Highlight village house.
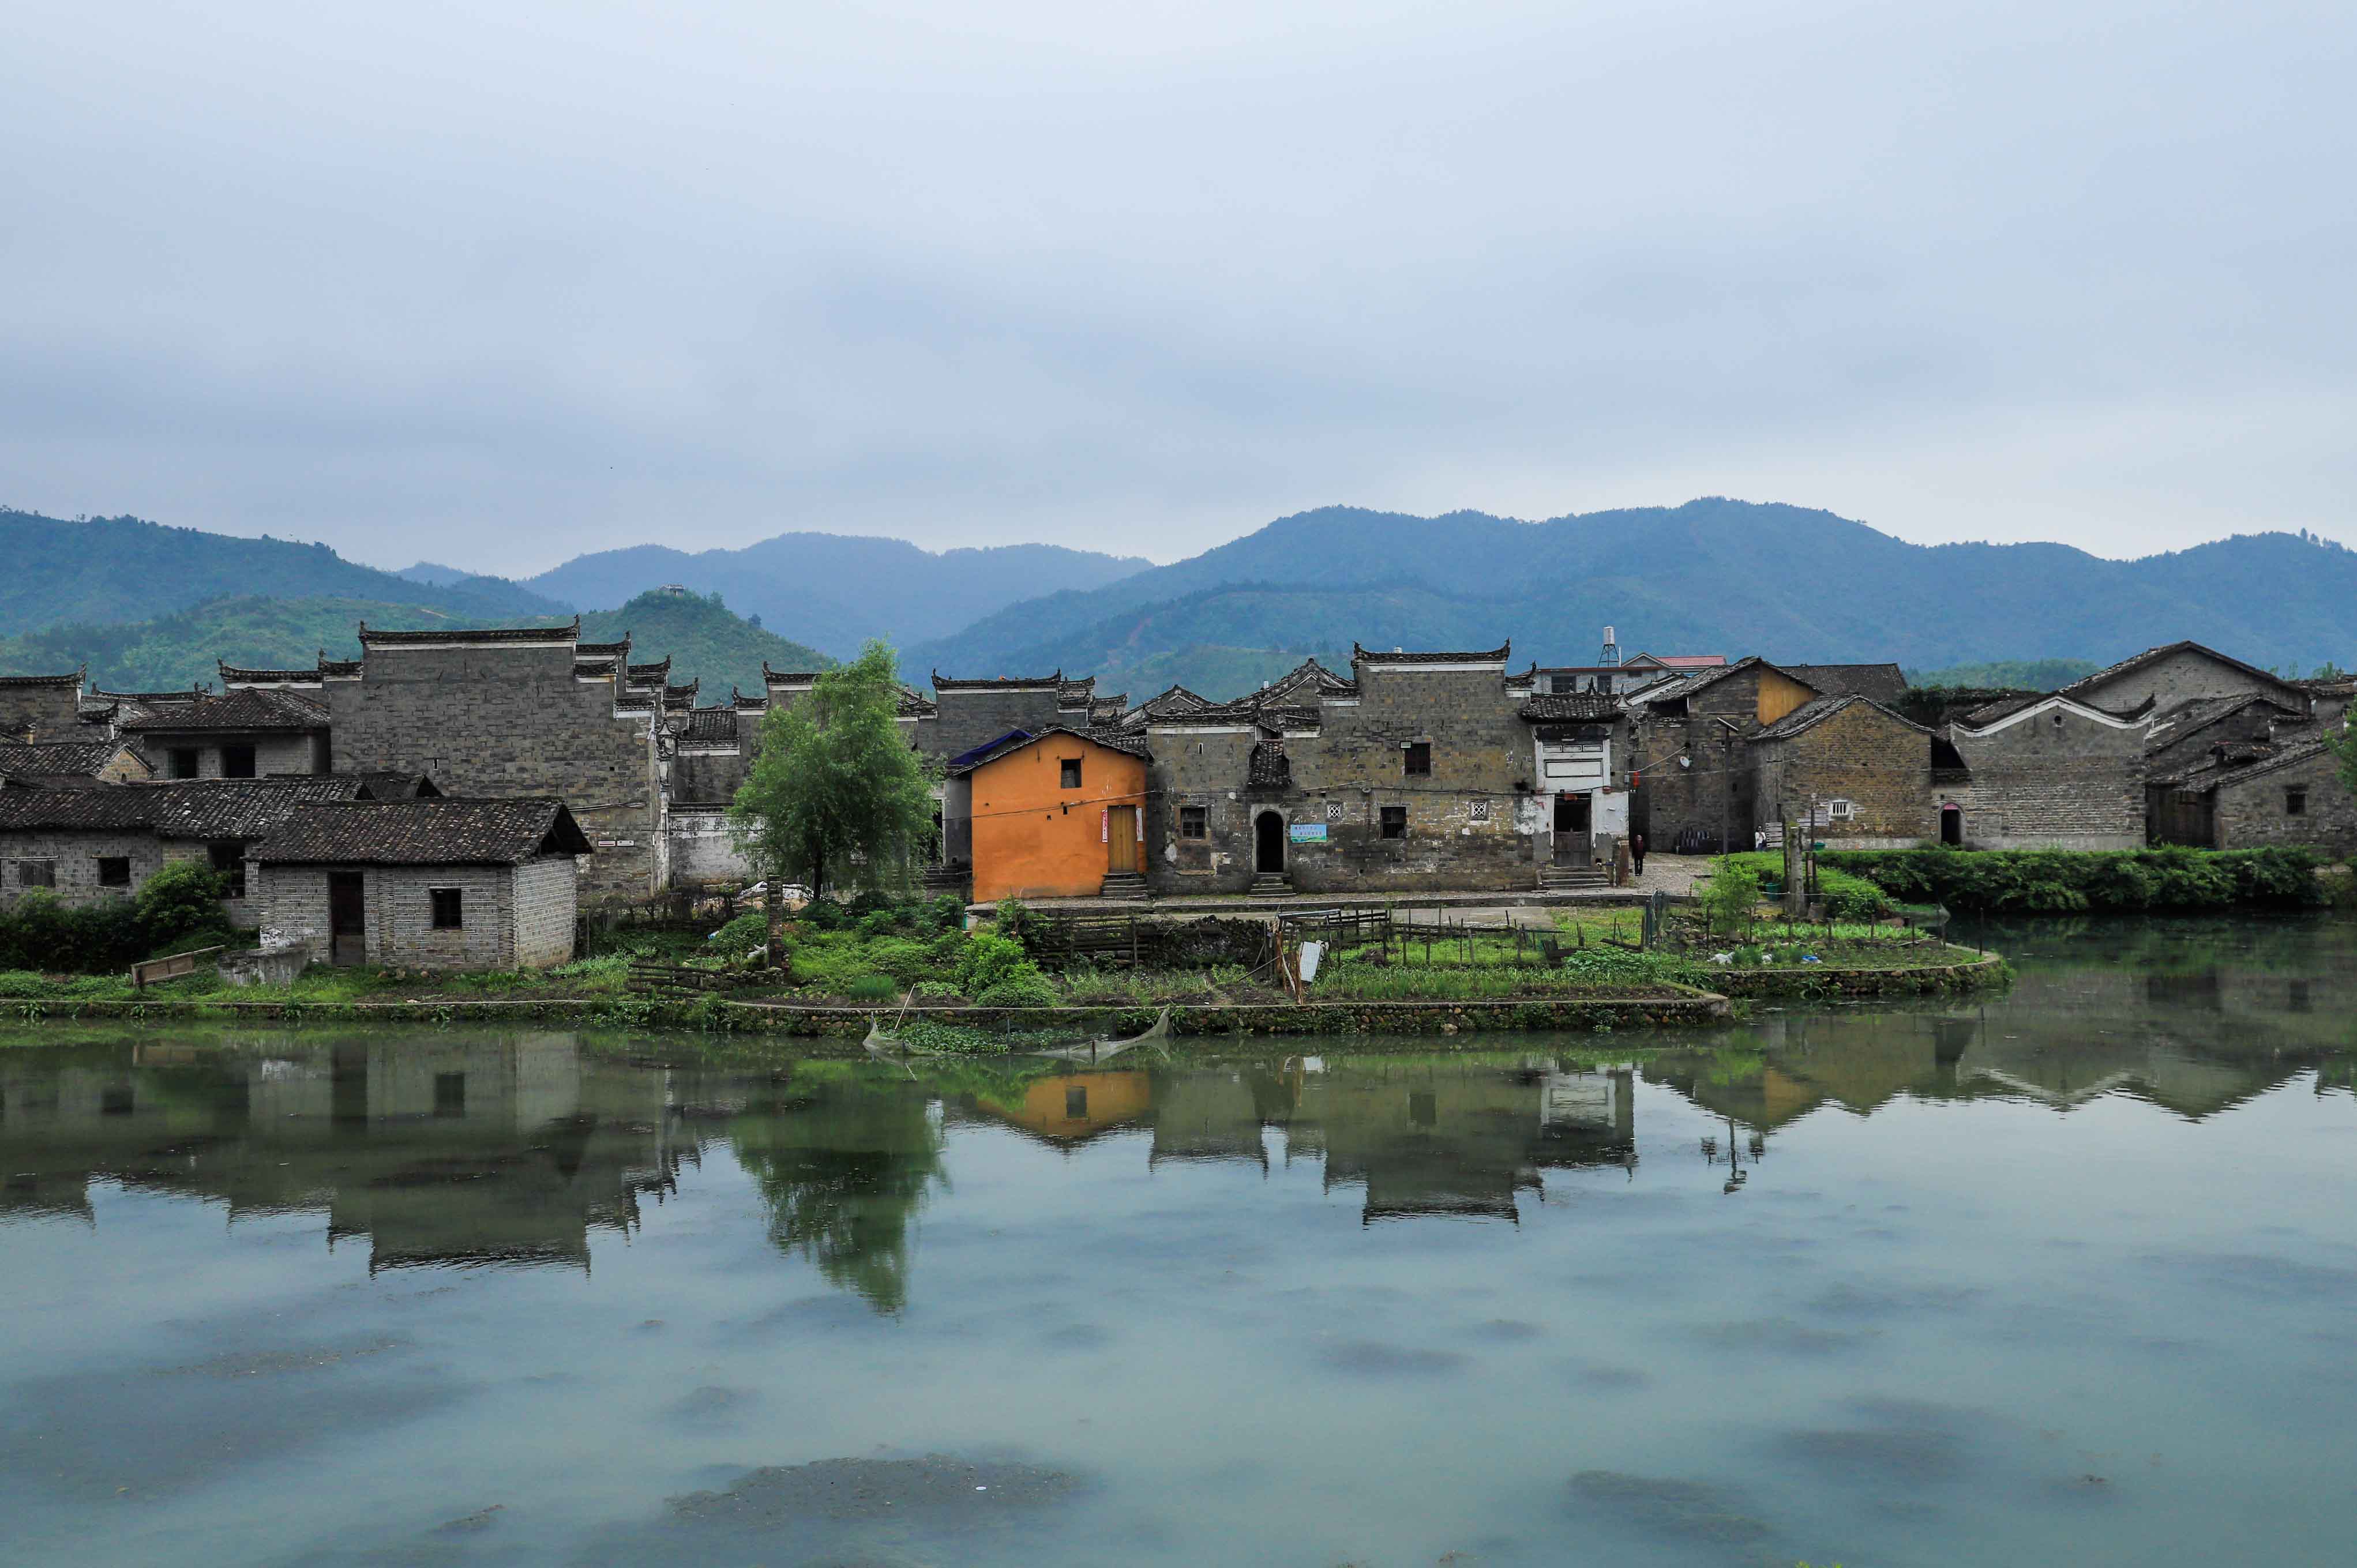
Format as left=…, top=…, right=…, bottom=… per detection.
left=1140, top=643, right=1622, bottom=896
left=943, top=726, right=1151, bottom=902
left=1751, top=694, right=1938, bottom=848
left=118, top=683, right=331, bottom=779
left=0, top=773, right=440, bottom=926
left=325, top=621, right=663, bottom=904
left=249, top=796, right=591, bottom=969
left=1937, top=694, right=2148, bottom=849
left=2150, top=737, right=2356, bottom=858
left=0, top=738, right=152, bottom=789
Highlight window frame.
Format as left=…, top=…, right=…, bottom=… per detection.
left=429, top=886, right=465, bottom=930
left=2284, top=787, right=2307, bottom=817
left=168, top=747, right=200, bottom=780
left=208, top=841, right=247, bottom=900
left=1178, top=804, right=1207, bottom=839
left=95, top=855, right=132, bottom=888
left=220, top=743, right=258, bottom=779
left=1379, top=805, right=1408, bottom=840
left=15, top=859, right=55, bottom=889
left=1403, top=741, right=1432, bottom=777
left=1059, top=756, right=1083, bottom=789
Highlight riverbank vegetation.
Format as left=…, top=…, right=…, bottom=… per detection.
left=1801, top=845, right=2328, bottom=912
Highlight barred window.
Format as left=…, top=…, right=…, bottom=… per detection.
left=1468, top=799, right=1491, bottom=822
left=2285, top=788, right=2307, bottom=817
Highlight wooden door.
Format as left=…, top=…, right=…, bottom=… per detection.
left=1109, top=806, right=1139, bottom=873
left=328, top=871, right=366, bottom=966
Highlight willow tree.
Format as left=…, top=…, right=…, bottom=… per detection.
left=730, top=641, right=940, bottom=903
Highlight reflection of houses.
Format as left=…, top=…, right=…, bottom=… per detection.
left=960, top=1069, right=1155, bottom=1147
left=0, top=1033, right=694, bottom=1272
left=1270, top=1059, right=1636, bottom=1222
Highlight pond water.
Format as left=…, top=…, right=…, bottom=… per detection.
left=3, top=916, right=2354, bottom=1567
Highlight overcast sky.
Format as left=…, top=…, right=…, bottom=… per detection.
left=3, top=2, right=2351, bottom=576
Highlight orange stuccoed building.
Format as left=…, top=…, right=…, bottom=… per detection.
left=943, top=728, right=1151, bottom=903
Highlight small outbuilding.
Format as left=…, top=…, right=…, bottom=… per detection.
left=250, top=798, right=592, bottom=969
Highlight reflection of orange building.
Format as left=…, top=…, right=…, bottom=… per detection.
left=973, top=1069, right=1154, bottom=1144
left=944, top=728, right=1150, bottom=901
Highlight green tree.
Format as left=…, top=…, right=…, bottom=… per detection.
left=729, top=640, right=940, bottom=899
left=2328, top=710, right=2357, bottom=804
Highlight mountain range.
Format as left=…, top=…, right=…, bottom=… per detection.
left=521, top=535, right=1151, bottom=659
left=3, top=501, right=2351, bottom=703
left=903, top=500, right=2357, bottom=695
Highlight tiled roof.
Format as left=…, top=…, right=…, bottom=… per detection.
left=1780, top=663, right=1909, bottom=704
left=2161, top=735, right=2332, bottom=791
left=0, top=740, right=133, bottom=776
left=932, top=670, right=1064, bottom=691
left=0, top=789, right=159, bottom=832
left=1518, top=692, right=1622, bottom=723
left=681, top=707, right=740, bottom=744
left=944, top=726, right=1149, bottom=776
left=1352, top=641, right=1511, bottom=665
left=318, top=659, right=361, bottom=678
left=573, top=659, right=618, bottom=679
left=1957, top=692, right=2046, bottom=727
left=761, top=664, right=826, bottom=686
left=576, top=639, right=630, bottom=658
left=1247, top=740, right=1291, bottom=787
left=731, top=688, right=768, bottom=710
left=91, top=686, right=209, bottom=702
left=1057, top=678, right=1097, bottom=705
left=252, top=798, right=592, bottom=865
left=147, top=777, right=380, bottom=838
left=1754, top=693, right=1931, bottom=740
left=356, top=619, right=580, bottom=645
left=217, top=661, right=326, bottom=686
left=1641, top=655, right=1767, bottom=706
left=2142, top=693, right=2295, bottom=753
left=118, top=687, right=328, bottom=733
left=628, top=658, right=672, bottom=680
left=0, top=672, right=82, bottom=688
left=895, top=689, right=937, bottom=718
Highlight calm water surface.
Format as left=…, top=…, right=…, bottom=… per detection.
left=3, top=916, right=2354, bottom=1567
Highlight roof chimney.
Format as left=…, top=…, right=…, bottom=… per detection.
left=1600, top=626, right=1620, bottom=667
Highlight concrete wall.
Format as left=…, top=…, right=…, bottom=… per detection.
left=666, top=806, right=756, bottom=887
left=2213, top=751, right=2357, bottom=857
left=328, top=642, right=662, bottom=903
left=1753, top=702, right=1934, bottom=848
left=1946, top=705, right=2147, bottom=850
left=136, top=731, right=324, bottom=779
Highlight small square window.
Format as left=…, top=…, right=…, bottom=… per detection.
left=222, top=744, right=257, bottom=779
left=1323, top=802, right=1343, bottom=822
left=1468, top=799, right=1491, bottom=822
left=433, top=1073, right=466, bottom=1118
left=430, top=888, right=464, bottom=929
left=96, top=856, right=130, bottom=888
left=169, top=748, right=200, bottom=779
left=1403, top=742, right=1431, bottom=777
left=16, top=860, right=54, bottom=889
left=1060, top=758, right=1083, bottom=788
left=2285, top=788, right=2307, bottom=817
left=1380, top=806, right=1408, bottom=839
left=1179, top=805, right=1207, bottom=838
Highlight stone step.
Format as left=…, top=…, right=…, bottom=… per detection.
left=1098, top=872, right=1150, bottom=901
left=1248, top=874, right=1294, bottom=898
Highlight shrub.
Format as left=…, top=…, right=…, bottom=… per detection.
left=957, top=931, right=1034, bottom=994
left=136, top=859, right=230, bottom=945
left=0, top=889, right=146, bottom=973
left=926, top=894, right=969, bottom=933
left=975, top=969, right=1060, bottom=1008
left=1817, top=847, right=2323, bottom=912
left=1700, top=859, right=1761, bottom=934
left=845, top=974, right=900, bottom=1001
left=711, top=911, right=768, bottom=953
left=858, top=937, right=936, bottom=984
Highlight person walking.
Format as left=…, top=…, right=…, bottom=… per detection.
left=1630, top=832, right=1646, bottom=878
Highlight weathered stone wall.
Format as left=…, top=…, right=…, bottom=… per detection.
left=927, top=687, right=1065, bottom=762
left=511, top=855, right=577, bottom=968
left=0, top=679, right=83, bottom=741
left=328, top=642, right=662, bottom=903
left=1946, top=708, right=2146, bottom=849
left=666, top=806, right=756, bottom=887
left=1145, top=723, right=1263, bottom=892
left=0, top=829, right=166, bottom=909
left=2079, top=648, right=2298, bottom=712
left=668, top=747, right=746, bottom=806
left=134, top=732, right=322, bottom=779
left=1753, top=702, right=1933, bottom=847
left=253, top=863, right=530, bottom=969
left=2214, top=751, right=2357, bottom=856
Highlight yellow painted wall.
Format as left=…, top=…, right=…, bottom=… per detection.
left=970, top=736, right=1149, bottom=902
left=1757, top=669, right=1816, bottom=727
left=976, top=1069, right=1154, bottom=1142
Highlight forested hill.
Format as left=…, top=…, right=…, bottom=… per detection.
left=0, top=590, right=829, bottom=698
left=908, top=500, right=2357, bottom=696
left=0, top=510, right=564, bottom=637
left=526, top=533, right=1150, bottom=660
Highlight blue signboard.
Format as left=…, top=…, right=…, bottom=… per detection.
left=1288, top=822, right=1327, bottom=843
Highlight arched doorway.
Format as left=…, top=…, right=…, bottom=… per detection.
left=1255, top=810, right=1286, bottom=873
left=1940, top=802, right=1963, bottom=847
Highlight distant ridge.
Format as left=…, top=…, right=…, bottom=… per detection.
left=0, top=510, right=566, bottom=637
left=907, top=500, right=2357, bottom=697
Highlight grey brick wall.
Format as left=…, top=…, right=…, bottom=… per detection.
left=134, top=731, right=322, bottom=779
left=1754, top=704, right=1935, bottom=847
left=0, top=829, right=167, bottom=910
left=2079, top=648, right=2300, bottom=713
left=1947, top=707, right=2146, bottom=849
left=328, top=642, right=662, bottom=904
left=254, top=860, right=573, bottom=968
left=666, top=806, right=756, bottom=887
left=2214, top=753, right=2357, bottom=856
left=0, top=683, right=83, bottom=741
left=926, top=688, right=1065, bottom=762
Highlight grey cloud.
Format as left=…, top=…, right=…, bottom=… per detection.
left=2, top=1, right=2351, bottom=575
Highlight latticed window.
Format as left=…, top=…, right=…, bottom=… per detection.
left=1179, top=806, right=1207, bottom=838
left=1468, top=799, right=1491, bottom=822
